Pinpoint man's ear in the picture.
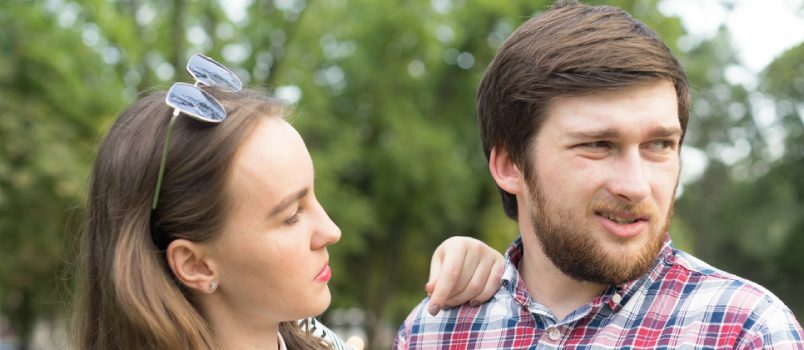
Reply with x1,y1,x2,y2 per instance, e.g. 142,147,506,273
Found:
489,146,525,195
166,239,217,294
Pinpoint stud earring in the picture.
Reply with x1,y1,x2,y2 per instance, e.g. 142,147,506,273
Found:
208,281,218,293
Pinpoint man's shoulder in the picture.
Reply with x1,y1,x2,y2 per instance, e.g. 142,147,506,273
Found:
394,297,470,349
394,292,526,349
657,249,801,334
669,248,783,303
399,295,511,330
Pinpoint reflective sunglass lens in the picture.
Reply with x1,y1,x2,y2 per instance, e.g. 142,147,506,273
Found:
187,54,243,92
166,83,226,122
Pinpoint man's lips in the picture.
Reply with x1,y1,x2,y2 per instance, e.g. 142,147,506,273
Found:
594,210,649,238
314,263,331,283
594,210,649,224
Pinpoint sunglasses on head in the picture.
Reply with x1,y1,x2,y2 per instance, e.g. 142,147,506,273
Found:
152,54,243,210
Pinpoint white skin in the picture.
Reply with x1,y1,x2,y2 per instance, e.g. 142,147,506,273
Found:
490,80,682,319
167,117,504,349
426,236,505,315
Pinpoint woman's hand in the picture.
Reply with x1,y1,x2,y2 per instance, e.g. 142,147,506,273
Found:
426,236,505,316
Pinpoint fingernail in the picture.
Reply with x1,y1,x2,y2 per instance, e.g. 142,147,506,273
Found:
427,303,441,316
469,300,481,307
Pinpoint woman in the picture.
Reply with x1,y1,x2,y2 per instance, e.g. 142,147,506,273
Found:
71,54,503,349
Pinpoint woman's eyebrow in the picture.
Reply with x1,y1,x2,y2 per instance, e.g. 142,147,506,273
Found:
269,188,308,217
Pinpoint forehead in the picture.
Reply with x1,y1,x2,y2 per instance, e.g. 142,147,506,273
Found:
227,118,313,207
542,80,680,136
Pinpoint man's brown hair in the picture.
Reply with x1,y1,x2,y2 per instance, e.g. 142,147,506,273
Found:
477,0,691,219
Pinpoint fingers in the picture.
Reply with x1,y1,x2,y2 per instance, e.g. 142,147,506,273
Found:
474,252,505,304
437,238,505,309
427,242,468,315
443,256,493,307
423,256,438,315
426,247,443,296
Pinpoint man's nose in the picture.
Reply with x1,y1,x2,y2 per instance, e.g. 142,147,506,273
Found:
606,149,651,204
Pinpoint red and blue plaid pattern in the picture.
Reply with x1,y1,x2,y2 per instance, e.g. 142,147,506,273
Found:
395,235,804,349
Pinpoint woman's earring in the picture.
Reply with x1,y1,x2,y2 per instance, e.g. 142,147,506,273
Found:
208,281,218,293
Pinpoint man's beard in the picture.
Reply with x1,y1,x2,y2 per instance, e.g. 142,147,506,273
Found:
527,173,673,286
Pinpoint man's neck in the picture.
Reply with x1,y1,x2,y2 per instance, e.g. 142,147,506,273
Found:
518,237,607,320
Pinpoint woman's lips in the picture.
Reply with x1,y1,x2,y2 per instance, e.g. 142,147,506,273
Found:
314,263,331,283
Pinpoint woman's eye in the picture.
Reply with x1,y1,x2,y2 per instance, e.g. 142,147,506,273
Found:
284,206,304,225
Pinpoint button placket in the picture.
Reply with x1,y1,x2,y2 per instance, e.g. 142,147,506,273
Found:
546,327,561,341
612,293,622,304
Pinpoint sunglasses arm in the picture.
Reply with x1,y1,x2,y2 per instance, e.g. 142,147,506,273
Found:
152,110,181,210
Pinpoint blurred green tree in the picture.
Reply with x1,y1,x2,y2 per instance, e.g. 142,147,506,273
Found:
678,42,804,318
0,2,125,348
0,0,800,348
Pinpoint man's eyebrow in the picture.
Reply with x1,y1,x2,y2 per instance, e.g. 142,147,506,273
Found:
269,188,308,217
566,126,682,139
647,126,683,138
566,128,621,139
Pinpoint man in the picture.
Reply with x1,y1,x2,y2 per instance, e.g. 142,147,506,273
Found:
394,1,804,348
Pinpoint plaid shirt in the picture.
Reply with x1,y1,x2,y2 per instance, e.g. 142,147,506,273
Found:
395,235,804,349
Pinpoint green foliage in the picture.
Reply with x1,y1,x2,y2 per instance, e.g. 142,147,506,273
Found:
0,0,801,348
0,2,125,346
677,42,804,319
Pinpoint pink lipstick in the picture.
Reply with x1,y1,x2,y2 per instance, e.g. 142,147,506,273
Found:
314,263,331,283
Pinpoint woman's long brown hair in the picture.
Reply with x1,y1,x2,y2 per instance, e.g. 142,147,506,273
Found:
71,88,332,349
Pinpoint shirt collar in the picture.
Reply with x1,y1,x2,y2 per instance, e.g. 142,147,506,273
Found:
277,332,287,350
501,233,676,316
607,233,675,311
501,236,530,307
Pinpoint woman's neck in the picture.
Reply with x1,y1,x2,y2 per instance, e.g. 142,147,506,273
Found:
215,328,280,350
213,319,280,349
202,298,281,349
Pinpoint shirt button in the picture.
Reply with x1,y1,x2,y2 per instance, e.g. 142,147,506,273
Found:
547,327,561,341
612,293,622,304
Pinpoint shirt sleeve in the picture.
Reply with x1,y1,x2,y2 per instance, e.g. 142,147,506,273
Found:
393,298,429,349
735,295,804,349
392,319,410,350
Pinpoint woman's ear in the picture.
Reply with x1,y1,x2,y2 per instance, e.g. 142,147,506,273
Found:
166,239,217,294
489,146,525,195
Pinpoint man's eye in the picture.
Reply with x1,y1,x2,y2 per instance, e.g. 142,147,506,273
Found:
582,141,611,149
646,140,675,151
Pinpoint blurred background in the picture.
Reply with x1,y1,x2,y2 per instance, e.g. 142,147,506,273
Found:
0,0,802,348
